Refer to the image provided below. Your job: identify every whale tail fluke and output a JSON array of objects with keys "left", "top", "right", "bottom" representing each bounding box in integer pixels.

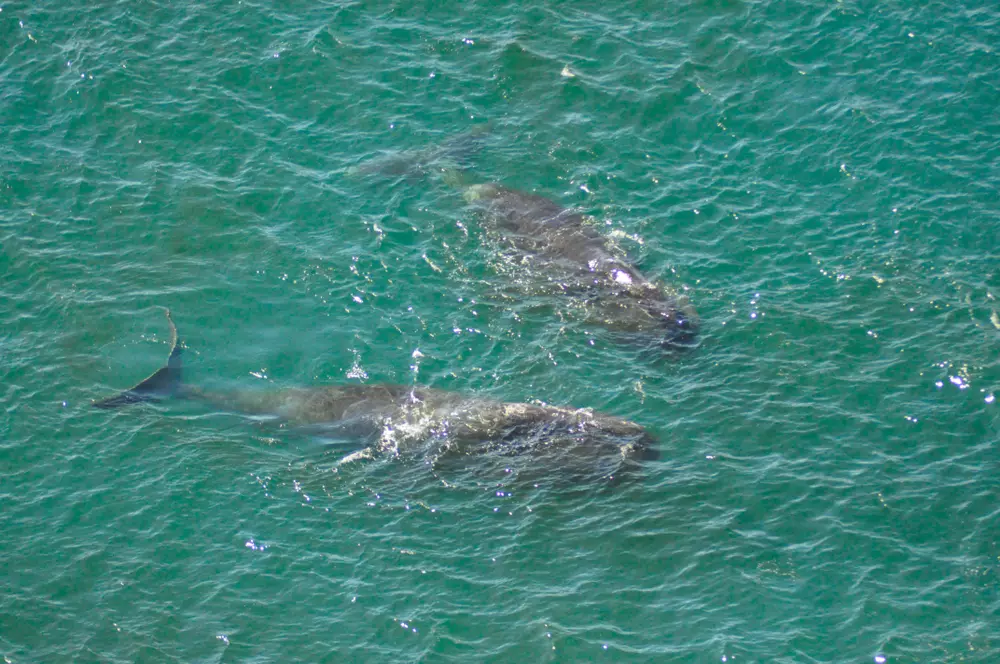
[{"left": 93, "top": 308, "right": 182, "bottom": 409}]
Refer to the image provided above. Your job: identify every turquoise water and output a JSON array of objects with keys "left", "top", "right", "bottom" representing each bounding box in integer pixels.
[{"left": 2, "top": 0, "right": 999, "bottom": 661}]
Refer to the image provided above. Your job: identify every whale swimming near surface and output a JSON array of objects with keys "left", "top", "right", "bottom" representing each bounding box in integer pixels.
[
  {"left": 347, "top": 133, "right": 698, "bottom": 349},
  {"left": 95, "top": 310, "right": 658, "bottom": 483},
  {"left": 462, "top": 182, "right": 699, "bottom": 348}
]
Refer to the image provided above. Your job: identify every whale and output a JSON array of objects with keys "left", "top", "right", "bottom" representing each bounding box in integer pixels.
[
  {"left": 463, "top": 183, "right": 699, "bottom": 348},
  {"left": 94, "top": 310, "right": 659, "bottom": 483},
  {"left": 346, "top": 131, "right": 699, "bottom": 349}
]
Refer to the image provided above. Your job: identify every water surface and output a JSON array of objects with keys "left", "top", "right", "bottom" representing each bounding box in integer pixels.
[{"left": 2, "top": 0, "right": 998, "bottom": 661}]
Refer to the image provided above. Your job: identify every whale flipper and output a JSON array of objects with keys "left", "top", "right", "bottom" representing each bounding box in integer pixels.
[{"left": 93, "top": 308, "right": 182, "bottom": 409}]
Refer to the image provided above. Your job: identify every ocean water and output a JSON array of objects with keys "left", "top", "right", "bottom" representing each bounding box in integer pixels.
[{"left": 2, "top": 0, "right": 998, "bottom": 661}]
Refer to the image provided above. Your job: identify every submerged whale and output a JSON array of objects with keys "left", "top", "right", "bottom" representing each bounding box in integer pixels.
[
  {"left": 463, "top": 183, "right": 699, "bottom": 348},
  {"left": 345, "top": 124, "right": 492, "bottom": 181},
  {"left": 95, "top": 310, "right": 658, "bottom": 482},
  {"left": 346, "top": 130, "right": 698, "bottom": 349}
]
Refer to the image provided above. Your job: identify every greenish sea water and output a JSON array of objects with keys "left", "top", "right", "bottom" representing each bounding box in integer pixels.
[{"left": 2, "top": 0, "right": 999, "bottom": 661}]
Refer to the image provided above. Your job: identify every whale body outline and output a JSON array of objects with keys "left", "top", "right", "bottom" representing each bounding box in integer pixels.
[{"left": 94, "top": 310, "right": 659, "bottom": 483}]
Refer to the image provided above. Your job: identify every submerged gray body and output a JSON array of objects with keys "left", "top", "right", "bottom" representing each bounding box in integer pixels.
[
  {"left": 346, "top": 125, "right": 491, "bottom": 180},
  {"left": 95, "top": 311, "right": 658, "bottom": 480},
  {"left": 347, "top": 130, "right": 698, "bottom": 349},
  {"left": 464, "top": 184, "right": 698, "bottom": 347}
]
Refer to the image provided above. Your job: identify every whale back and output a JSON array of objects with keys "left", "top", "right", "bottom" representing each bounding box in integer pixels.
[{"left": 465, "top": 184, "right": 700, "bottom": 347}]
